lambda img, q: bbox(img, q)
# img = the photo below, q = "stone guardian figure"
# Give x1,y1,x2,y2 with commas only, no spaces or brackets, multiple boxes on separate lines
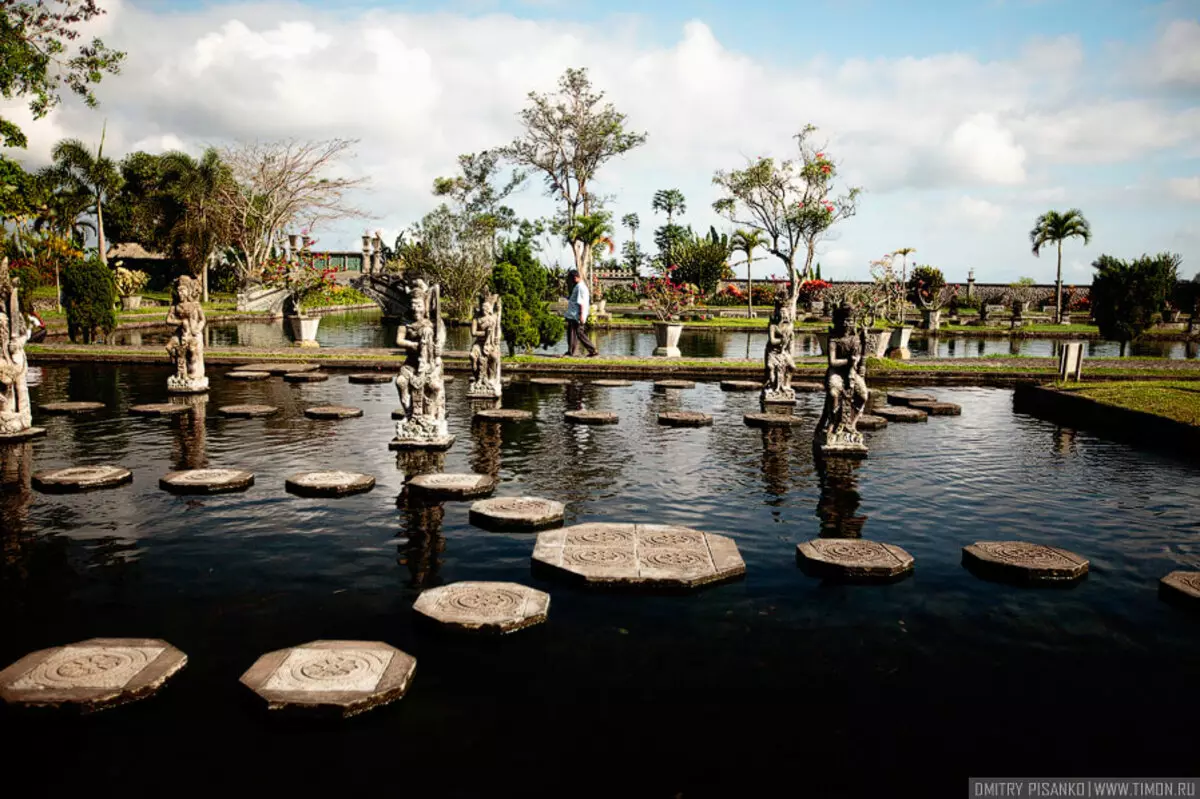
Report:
467,291,502,399
814,302,870,457
166,275,209,394
761,294,796,404
0,257,40,441
391,279,454,451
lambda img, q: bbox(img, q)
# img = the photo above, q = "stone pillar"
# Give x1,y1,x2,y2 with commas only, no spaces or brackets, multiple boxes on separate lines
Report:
372,236,383,273
966,269,975,299
362,235,373,274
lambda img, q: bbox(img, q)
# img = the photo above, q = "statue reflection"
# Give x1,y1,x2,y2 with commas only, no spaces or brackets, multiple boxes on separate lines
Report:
0,441,33,543
470,419,502,480
1052,426,1079,458
814,454,868,538
396,495,445,590
171,394,209,470
396,449,445,482
760,428,791,503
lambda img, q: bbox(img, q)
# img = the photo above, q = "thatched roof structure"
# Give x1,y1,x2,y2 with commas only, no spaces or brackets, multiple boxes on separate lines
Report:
108,242,168,260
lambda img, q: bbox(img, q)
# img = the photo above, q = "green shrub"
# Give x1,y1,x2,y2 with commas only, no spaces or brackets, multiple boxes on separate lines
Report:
492,238,564,355
1091,252,1180,355
601,283,638,304
62,256,117,343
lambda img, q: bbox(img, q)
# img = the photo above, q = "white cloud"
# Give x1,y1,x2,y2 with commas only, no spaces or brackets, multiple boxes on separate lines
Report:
1150,19,1200,86
1167,176,1200,201
953,196,1006,230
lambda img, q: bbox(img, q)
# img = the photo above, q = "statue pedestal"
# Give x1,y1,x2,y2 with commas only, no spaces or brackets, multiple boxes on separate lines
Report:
817,441,868,459
466,382,502,399
0,427,47,444
761,389,797,405
389,436,456,452
167,376,210,394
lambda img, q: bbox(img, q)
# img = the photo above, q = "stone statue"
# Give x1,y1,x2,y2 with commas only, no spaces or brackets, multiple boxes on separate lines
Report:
0,257,37,440
166,275,209,393
762,294,796,404
815,302,870,457
392,279,454,450
467,290,502,398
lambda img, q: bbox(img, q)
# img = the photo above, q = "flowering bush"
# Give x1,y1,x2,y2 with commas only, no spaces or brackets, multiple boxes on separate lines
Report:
633,267,698,321
114,266,150,298
796,278,831,304
260,242,338,308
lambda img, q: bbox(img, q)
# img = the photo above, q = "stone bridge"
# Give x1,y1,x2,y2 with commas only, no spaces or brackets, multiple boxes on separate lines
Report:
350,272,413,320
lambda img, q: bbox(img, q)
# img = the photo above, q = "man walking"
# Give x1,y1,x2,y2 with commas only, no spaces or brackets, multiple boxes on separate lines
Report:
564,269,598,357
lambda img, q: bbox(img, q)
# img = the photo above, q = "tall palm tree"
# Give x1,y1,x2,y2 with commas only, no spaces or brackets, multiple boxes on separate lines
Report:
43,126,121,265
731,229,766,318
1030,208,1092,323
892,247,916,324
651,189,686,225
621,212,639,239
160,148,234,302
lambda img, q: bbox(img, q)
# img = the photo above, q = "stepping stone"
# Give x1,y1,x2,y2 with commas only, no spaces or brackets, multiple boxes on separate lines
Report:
413,582,549,634
743,412,804,428
284,371,330,383
305,405,363,420
856,414,888,430
908,400,962,416
129,403,191,417
469,496,565,531
239,639,416,719
348,373,395,384
285,470,375,498
33,465,132,493
565,410,618,425
474,408,532,422
407,472,496,500
241,362,318,375
720,380,761,391
226,371,271,381
791,381,824,392
874,406,927,423
389,435,456,452
159,468,255,495
530,377,571,386
761,396,798,406
962,541,1089,584
654,379,695,390
39,401,105,415
0,637,187,713
0,427,46,443
1159,571,1200,609
532,523,746,589
658,411,713,427
219,404,279,418
887,390,936,407
796,539,915,582
443,375,456,383
592,379,633,387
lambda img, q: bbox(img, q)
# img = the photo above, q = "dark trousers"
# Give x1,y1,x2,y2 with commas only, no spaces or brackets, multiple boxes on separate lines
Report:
566,319,597,356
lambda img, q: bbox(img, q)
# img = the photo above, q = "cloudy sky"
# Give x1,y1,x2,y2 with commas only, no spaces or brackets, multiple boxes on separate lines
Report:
3,0,1198,282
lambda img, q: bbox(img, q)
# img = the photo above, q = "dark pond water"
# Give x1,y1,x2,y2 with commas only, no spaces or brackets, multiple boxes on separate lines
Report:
2,365,1199,794
85,309,1200,360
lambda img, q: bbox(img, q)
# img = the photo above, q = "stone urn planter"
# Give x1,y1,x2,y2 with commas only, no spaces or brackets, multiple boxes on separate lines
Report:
286,314,321,347
808,300,824,315
885,326,913,359
595,298,607,316
120,295,143,311
865,330,890,358
652,321,683,357
921,308,942,331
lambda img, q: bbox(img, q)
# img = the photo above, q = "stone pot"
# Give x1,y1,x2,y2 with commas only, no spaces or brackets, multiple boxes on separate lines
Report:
121,295,143,311
652,321,683,357
595,299,607,316
866,330,890,358
921,308,941,331
286,314,321,347
808,300,824,314
886,326,913,360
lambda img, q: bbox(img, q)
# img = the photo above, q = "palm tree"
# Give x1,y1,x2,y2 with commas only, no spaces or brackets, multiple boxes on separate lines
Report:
731,229,766,318
1030,208,1092,323
564,211,613,289
42,126,121,265
651,189,686,225
892,247,916,324
160,148,234,302
621,212,639,239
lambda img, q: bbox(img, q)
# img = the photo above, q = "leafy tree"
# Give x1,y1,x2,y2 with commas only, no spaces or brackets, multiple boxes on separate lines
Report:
61,254,115,342
159,148,234,301
40,128,121,263
619,212,647,276
405,203,492,322
1030,208,1092,323
105,150,173,248
731,228,766,311
433,150,525,257
492,234,564,355
501,67,647,281
0,154,39,221
815,261,822,280
0,1,125,148
672,226,732,296
1090,252,1179,356
651,189,686,224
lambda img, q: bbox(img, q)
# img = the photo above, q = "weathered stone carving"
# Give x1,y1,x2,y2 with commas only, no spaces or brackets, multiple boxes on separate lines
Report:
761,295,796,404
0,258,36,440
166,275,209,394
467,291,502,398
392,279,454,450
815,302,870,457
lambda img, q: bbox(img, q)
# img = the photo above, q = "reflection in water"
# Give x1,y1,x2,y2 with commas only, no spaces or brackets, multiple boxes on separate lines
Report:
171,394,209,470
396,450,446,483
814,455,867,538
1053,426,1080,458
760,428,791,502
470,420,503,479
397,497,445,590
0,441,33,542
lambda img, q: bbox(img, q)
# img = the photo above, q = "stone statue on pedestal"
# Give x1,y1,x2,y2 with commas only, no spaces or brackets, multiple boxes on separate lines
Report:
815,302,870,457
391,279,454,451
762,295,796,404
0,258,40,441
166,275,209,394
467,291,502,398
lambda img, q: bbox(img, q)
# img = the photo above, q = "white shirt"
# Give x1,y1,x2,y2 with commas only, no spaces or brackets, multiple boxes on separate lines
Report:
567,280,590,324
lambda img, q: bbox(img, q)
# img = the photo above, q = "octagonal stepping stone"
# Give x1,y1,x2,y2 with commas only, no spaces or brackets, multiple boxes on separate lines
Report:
242,362,318,375
285,470,375,498
159,468,255,495
658,411,713,427
469,496,565,531
39,401,105,415
874,406,928,423
1159,571,1200,609
720,380,761,392
0,427,46,443
592,379,632,387
796,539,915,582
887,390,936,407
284,371,330,383
530,377,571,386
565,410,618,425
225,370,271,381
348,372,395,384
962,541,1089,584
443,375,456,383
791,381,824,392
33,465,132,493
129,403,191,417
239,639,415,719
305,405,363,420
743,412,804,428
389,435,455,452
413,582,549,634
473,408,532,422
219,404,279,419
532,523,746,589
407,472,496,500
857,414,888,430
908,400,962,416
654,379,696,390
0,637,187,713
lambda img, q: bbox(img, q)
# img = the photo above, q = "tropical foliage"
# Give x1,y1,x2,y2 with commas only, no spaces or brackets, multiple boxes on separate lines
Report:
61,255,115,343
1090,252,1180,355
491,234,565,355
1030,208,1092,323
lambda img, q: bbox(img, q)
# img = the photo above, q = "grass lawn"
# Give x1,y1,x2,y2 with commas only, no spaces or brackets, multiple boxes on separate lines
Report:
1057,381,1200,426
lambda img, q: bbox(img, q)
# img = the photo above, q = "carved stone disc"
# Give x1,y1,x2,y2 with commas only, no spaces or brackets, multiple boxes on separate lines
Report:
283,371,330,383
873,406,928,423
743,412,804,428
856,414,888,430
658,411,713,427
348,372,396,384
654,379,696,390
469,496,565,531
0,637,187,713
591,379,633,387
908,400,962,416
219,404,279,418
129,403,192,417
887,390,937,407
413,582,550,633
407,472,496,500
285,471,375,498
530,377,571,386
32,465,132,493
797,539,915,581
720,380,761,391
239,640,416,718
1159,571,1200,608
39,401,105,415
225,371,272,381
473,408,533,422
962,541,1089,584
565,410,618,425
240,362,318,375
159,468,255,495
304,405,364,420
